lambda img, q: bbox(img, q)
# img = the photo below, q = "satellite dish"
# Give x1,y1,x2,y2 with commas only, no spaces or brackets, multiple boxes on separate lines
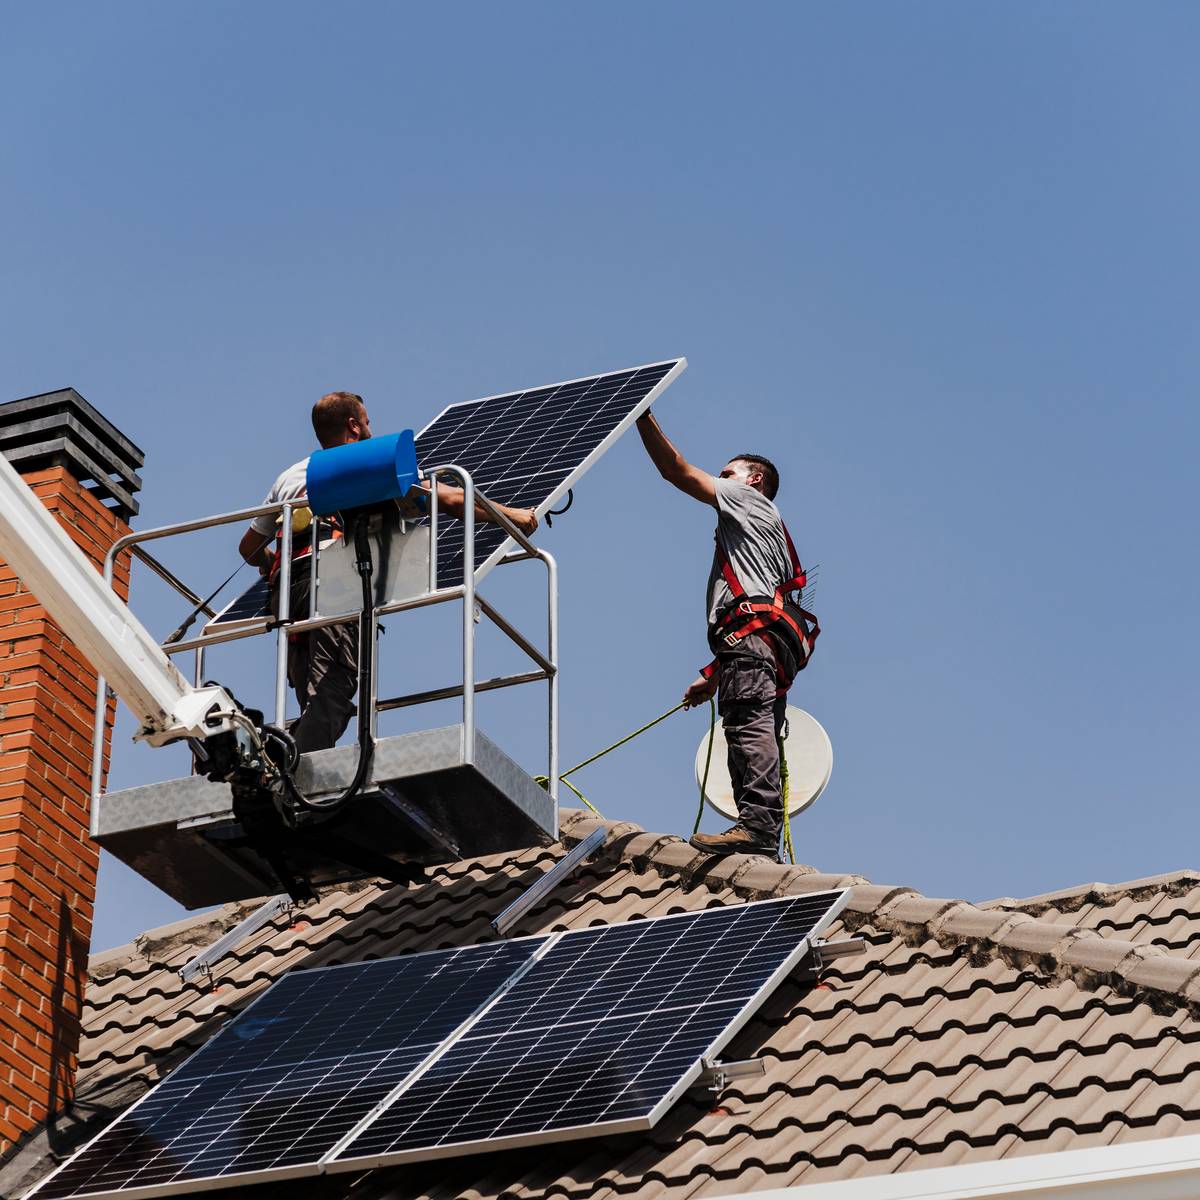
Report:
695,706,833,822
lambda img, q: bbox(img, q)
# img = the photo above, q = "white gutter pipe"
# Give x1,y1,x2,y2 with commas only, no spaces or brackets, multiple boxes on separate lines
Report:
711,1133,1200,1200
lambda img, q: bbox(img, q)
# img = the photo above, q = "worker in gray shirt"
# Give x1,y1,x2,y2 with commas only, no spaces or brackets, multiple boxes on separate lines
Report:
637,410,816,860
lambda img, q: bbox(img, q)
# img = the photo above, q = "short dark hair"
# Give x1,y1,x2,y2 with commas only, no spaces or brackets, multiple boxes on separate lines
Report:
312,391,365,448
731,453,780,500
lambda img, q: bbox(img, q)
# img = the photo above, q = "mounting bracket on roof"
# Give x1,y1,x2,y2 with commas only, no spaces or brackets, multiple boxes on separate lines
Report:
810,936,867,970
697,1057,766,1092
491,825,608,936
178,893,294,985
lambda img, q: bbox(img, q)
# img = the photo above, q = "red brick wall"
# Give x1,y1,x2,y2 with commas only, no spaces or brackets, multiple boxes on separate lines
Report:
0,467,130,1153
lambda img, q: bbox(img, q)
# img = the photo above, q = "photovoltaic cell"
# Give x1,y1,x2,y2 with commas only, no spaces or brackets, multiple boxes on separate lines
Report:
415,359,685,582
329,891,844,1167
33,941,537,1199
33,893,847,1199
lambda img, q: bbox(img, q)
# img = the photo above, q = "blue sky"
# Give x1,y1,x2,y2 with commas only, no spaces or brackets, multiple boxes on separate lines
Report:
2,4,1197,951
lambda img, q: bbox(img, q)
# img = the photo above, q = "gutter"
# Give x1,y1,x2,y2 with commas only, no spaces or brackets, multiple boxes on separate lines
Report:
710,1133,1200,1200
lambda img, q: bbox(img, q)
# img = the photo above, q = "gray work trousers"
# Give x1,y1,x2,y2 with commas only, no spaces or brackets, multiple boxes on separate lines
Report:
272,570,359,754
717,635,788,847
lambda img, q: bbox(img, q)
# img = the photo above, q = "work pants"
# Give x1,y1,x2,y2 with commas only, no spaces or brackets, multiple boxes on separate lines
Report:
271,569,359,755
717,634,788,848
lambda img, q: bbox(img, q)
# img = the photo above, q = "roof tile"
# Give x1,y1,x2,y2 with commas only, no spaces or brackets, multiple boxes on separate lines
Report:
9,812,1200,1200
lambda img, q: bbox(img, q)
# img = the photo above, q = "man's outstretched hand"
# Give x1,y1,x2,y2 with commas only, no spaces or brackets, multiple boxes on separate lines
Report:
683,673,718,708
506,507,538,537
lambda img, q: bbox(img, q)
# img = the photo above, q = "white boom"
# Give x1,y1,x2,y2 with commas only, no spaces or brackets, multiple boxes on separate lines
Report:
0,452,235,746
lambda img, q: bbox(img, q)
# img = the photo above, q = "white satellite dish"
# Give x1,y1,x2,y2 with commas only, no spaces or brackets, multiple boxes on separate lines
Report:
695,706,833,821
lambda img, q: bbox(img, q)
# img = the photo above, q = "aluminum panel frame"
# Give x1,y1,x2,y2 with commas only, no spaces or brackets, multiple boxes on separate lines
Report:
28,942,542,1200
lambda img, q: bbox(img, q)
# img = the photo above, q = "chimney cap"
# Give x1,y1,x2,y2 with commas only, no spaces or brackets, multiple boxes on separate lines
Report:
0,387,145,518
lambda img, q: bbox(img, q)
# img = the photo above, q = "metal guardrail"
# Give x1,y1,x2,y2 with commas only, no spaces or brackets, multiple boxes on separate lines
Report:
89,466,559,838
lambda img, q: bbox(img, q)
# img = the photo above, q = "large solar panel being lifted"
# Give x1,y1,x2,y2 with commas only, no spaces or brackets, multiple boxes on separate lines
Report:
33,892,846,1199
416,358,685,582
201,359,685,636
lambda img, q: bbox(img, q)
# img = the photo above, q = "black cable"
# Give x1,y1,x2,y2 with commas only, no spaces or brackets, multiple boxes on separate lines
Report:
164,559,248,645
544,488,573,528
282,515,376,817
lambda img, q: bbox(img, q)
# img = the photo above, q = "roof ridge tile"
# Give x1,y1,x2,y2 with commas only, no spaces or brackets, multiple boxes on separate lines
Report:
845,884,1200,1014
981,869,1200,915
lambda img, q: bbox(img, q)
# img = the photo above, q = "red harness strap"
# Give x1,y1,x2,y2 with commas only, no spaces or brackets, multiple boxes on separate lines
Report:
269,515,343,583
707,522,821,694
269,516,344,642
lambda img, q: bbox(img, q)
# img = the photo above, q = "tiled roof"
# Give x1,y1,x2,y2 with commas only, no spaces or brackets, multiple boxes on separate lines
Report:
4,814,1200,1200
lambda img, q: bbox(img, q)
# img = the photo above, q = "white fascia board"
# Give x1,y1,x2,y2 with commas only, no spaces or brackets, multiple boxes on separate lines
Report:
707,1134,1200,1200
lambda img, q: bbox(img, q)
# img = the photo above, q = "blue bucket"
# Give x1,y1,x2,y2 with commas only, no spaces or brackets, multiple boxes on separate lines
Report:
306,430,419,515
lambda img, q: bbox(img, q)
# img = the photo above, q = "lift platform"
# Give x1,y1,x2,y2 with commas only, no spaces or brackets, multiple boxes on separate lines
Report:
86,456,562,908
95,725,555,906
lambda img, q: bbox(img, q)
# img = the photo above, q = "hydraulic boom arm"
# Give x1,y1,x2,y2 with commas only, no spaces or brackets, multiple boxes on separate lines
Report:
0,452,236,747
0,443,402,905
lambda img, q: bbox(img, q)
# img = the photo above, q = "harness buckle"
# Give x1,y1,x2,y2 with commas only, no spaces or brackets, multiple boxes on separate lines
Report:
723,631,741,648
737,600,755,616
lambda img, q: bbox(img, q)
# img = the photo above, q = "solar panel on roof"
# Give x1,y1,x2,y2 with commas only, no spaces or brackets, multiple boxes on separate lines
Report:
328,891,844,1167
32,941,537,1199
415,358,686,582
34,893,846,1200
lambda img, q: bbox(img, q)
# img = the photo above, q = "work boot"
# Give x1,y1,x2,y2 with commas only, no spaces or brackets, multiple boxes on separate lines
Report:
689,826,779,861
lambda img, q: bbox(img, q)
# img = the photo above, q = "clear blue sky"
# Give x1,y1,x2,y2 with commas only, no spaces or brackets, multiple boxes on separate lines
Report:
3,4,1197,951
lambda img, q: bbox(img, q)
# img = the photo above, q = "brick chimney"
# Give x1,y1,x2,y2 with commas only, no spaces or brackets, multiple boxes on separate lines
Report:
0,390,143,1153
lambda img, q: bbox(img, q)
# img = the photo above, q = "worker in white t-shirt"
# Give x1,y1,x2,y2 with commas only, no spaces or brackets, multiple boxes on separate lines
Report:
239,391,537,753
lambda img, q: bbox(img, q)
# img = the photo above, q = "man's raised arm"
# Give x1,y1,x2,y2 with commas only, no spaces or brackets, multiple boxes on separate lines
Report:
636,411,717,506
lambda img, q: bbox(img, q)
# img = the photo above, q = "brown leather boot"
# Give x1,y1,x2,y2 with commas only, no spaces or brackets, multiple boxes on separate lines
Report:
689,827,779,861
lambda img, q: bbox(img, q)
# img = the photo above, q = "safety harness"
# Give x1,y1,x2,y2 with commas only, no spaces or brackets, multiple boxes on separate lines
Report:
268,508,344,643
268,507,341,582
701,523,820,695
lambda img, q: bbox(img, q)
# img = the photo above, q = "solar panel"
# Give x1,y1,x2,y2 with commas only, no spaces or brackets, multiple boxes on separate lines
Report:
202,576,271,636
200,360,683,634
35,893,846,1199
32,941,538,1199
415,358,686,583
327,891,845,1168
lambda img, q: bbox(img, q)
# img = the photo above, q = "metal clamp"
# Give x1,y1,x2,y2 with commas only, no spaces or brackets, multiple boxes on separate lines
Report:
809,936,867,970
698,1057,766,1093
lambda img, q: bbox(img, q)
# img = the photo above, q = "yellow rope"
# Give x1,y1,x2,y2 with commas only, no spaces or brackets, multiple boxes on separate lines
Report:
692,697,716,835
534,771,602,815
779,735,794,865
534,698,792,865
535,700,697,819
